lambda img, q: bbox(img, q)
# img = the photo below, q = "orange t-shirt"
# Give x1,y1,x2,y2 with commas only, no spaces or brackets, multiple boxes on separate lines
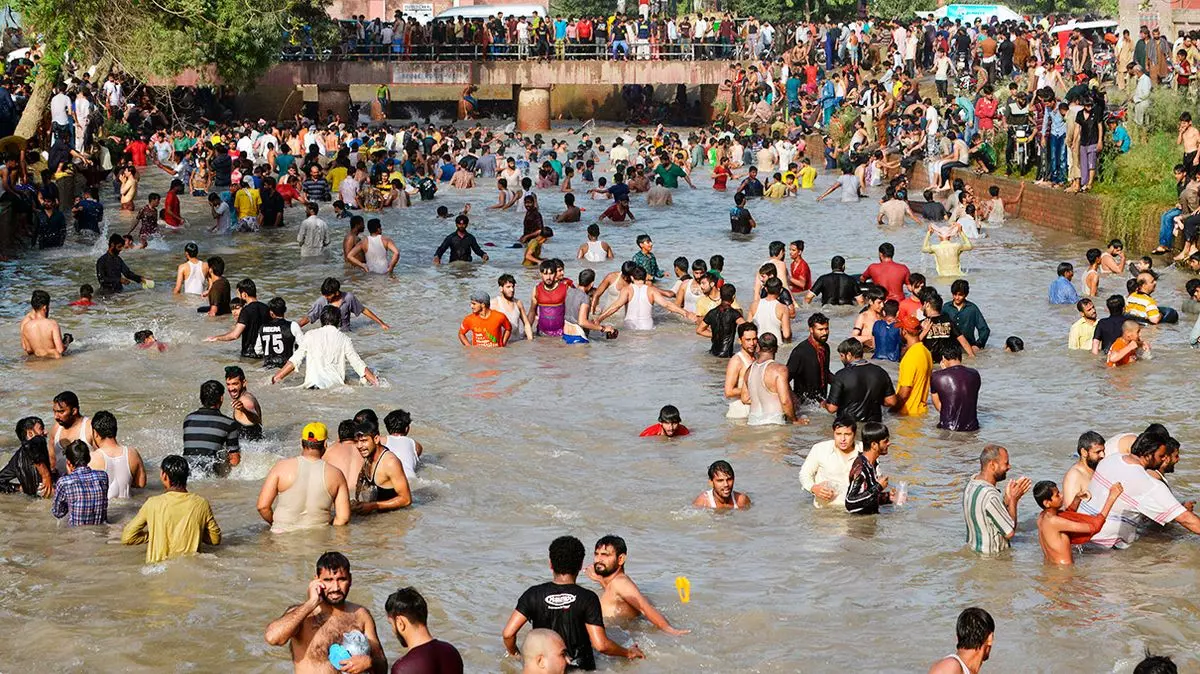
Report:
460,311,511,347
1107,337,1136,367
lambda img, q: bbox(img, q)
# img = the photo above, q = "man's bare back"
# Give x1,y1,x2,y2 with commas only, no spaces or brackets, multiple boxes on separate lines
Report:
21,315,66,358
1060,464,1092,505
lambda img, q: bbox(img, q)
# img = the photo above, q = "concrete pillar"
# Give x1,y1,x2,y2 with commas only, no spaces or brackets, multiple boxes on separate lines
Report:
316,86,351,122
516,86,551,132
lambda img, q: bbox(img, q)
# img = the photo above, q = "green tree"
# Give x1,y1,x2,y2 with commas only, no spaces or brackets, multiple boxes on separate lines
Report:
9,0,335,138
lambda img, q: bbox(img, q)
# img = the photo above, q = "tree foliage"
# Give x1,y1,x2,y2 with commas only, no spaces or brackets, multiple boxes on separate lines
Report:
10,0,335,86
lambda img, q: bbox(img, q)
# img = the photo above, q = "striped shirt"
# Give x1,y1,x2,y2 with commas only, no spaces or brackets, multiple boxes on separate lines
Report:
302,177,331,202
51,466,109,526
963,477,1014,555
182,408,241,460
1124,292,1160,322
1081,454,1185,549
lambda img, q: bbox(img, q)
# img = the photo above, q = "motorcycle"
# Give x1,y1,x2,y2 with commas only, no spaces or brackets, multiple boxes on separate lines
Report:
1010,123,1034,175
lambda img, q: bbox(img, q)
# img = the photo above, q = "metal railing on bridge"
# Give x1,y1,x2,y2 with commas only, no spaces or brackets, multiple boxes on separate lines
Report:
280,40,748,63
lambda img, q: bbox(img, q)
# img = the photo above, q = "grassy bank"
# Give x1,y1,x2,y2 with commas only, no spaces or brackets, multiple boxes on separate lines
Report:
1094,131,1178,246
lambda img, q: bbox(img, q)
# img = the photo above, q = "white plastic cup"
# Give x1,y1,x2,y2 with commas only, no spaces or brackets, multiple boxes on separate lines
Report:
896,482,908,506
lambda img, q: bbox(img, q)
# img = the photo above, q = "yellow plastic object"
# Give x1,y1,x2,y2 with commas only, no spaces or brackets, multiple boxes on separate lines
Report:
674,576,690,604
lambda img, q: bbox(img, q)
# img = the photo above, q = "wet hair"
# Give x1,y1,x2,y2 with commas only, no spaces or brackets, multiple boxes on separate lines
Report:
225,365,246,381
864,286,886,303
923,291,944,312
548,535,586,575
15,416,43,441
736,322,758,338
837,338,864,359
185,242,199,257
384,409,412,435
719,283,737,303
861,422,889,447
791,239,805,252
236,278,257,297
354,408,379,427
319,305,341,327
321,277,341,296
91,410,117,439
1131,430,1168,458
636,234,652,246
338,419,357,442
1077,430,1105,455
764,277,783,296
160,454,190,488
354,418,380,439
759,263,779,278
882,300,899,317
200,380,224,408
1105,294,1125,315
1033,480,1057,508
757,332,779,355
31,290,50,311
268,297,287,318
673,256,689,273
578,269,595,286
832,416,857,432
709,254,724,271
979,444,1006,469
878,242,895,258
316,551,351,575
385,587,428,625
63,439,90,468
1086,248,1102,265
53,391,80,409
658,405,682,424
950,279,969,296
1057,262,1073,277
707,460,734,479
367,218,382,234
1005,336,1024,352
909,272,926,288
1133,653,1177,674
808,312,829,328
497,273,516,287
595,534,627,557
769,240,785,257
208,256,225,276
78,284,93,299
940,340,964,361
955,607,995,650
831,255,846,271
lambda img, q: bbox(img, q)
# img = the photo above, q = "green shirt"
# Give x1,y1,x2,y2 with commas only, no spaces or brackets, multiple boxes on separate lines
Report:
654,163,687,188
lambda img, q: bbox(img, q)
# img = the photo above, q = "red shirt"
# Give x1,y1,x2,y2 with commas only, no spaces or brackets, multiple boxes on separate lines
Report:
898,296,921,326
68,298,95,307
712,164,731,190
1060,510,1106,545
639,423,690,437
601,203,628,222
577,18,593,40
162,191,182,227
861,260,910,303
790,257,811,293
126,140,149,166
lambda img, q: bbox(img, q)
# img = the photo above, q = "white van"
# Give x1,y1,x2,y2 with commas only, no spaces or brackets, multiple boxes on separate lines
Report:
433,4,547,21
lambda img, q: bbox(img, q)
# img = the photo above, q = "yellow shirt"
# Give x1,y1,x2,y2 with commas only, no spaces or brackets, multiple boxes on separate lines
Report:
922,231,973,277
799,165,817,188
233,188,261,219
1068,317,1096,350
121,491,221,563
695,294,741,319
897,342,932,415
327,166,348,193
765,182,788,198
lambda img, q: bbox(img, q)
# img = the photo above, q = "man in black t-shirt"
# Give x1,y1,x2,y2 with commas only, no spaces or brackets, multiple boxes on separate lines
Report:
919,289,973,362
701,283,744,358
260,297,302,368
805,255,863,306
1092,294,1127,354
259,178,285,228
205,278,268,358
502,536,643,671
824,338,897,422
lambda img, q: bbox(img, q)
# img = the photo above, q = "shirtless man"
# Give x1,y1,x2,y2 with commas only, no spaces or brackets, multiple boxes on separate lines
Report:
21,290,69,359
1179,111,1200,170
852,288,886,347
724,323,758,419
586,535,689,636
594,266,696,330
322,420,364,494
342,215,365,264
492,274,535,342
691,460,752,509
49,391,92,474
590,262,636,315
739,333,800,425
263,552,387,674
1098,239,1126,275
1034,479,1123,565
223,366,264,440
1062,430,1105,505
352,420,412,514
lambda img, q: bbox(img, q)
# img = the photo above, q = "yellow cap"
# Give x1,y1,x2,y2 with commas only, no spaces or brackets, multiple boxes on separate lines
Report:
301,422,327,442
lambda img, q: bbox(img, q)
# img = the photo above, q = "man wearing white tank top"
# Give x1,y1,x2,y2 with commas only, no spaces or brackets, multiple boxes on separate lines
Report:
738,333,800,425
173,242,209,296
577,224,613,264
748,278,792,345
492,274,535,342
594,266,696,330
51,391,91,476
927,607,994,674
347,218,399,275
724,323,758,420
86,410,146,499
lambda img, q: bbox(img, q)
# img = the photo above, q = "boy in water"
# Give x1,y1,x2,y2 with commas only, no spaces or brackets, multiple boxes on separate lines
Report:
134,330,168,352
639,405,690,437
68,284,95,308
1033,480,1124,565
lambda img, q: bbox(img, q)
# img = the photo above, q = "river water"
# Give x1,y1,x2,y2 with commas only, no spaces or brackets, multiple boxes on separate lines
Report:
1,150,1197,673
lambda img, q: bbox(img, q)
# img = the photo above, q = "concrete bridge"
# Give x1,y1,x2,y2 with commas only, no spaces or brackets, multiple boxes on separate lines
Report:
174,60,731,130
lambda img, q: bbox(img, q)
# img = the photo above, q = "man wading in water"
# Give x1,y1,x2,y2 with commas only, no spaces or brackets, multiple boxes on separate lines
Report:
264,552,388,673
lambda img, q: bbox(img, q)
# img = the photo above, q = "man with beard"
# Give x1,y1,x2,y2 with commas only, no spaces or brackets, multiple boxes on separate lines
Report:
927,607,995,674
724,323,757,419
586,535,689,636
351,420,411,515
1061,430,1105,505
1082,430,1200,548
383,586,463,673
264,551,388,674
787,313,832,406
224,366,263,440
50,390,91,476
963,445,1031,555
692,460,752,510
502,536,644,671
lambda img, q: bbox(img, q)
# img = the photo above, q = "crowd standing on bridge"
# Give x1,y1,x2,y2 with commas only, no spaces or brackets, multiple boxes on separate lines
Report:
4,7,1200,674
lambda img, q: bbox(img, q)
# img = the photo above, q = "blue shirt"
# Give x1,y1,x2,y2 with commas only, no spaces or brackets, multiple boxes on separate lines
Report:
1049,276,1081,305
871,320,902,361
1112,125,1131,153
555,19,567,40
439,163,456,182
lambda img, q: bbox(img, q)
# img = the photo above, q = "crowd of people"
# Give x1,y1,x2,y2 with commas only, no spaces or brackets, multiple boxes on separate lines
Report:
6,6,1200,674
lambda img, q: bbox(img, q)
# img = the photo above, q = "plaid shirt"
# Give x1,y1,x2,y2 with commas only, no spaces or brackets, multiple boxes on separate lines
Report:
51,466,109,526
